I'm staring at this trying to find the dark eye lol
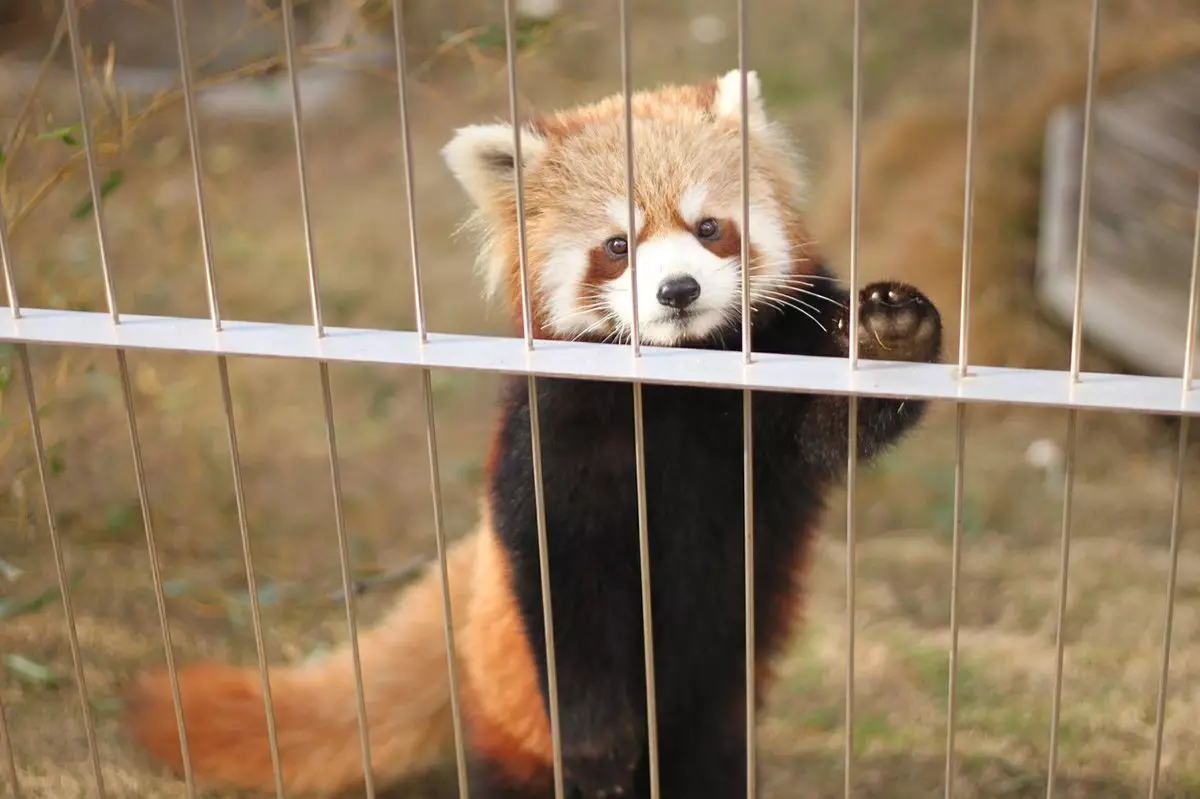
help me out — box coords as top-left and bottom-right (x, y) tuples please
(604, 236), (629, 259)
(696, 218), (720, 240)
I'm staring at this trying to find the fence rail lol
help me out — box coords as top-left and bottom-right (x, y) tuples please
(2, 0), (1199, 798)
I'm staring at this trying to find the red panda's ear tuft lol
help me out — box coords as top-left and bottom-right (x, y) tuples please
(441, 123), (548, 213)
(710, 69), (768, 131)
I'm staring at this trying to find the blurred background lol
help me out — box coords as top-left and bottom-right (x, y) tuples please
(2, 0), (1200, 796)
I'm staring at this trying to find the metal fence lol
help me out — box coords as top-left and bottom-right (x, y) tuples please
(0, 0), (1198, 798)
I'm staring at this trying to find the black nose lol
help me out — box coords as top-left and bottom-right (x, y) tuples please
(656, 276), (702, 309)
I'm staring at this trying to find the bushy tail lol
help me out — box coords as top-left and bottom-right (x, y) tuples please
(124, 534), (479, 797)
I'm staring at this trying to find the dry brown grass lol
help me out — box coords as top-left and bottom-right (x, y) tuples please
(3, 0), (1200, 797)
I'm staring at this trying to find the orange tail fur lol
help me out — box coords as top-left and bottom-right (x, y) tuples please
(124, 533), (479, 797)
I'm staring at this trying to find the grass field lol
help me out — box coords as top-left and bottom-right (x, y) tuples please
(3, 0), (1200, 796)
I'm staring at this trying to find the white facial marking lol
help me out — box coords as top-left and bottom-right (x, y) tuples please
(539, 244), (593, 336)
(678, 184), (709, 224)
(604, 197), (644, 236)
(746, 203), (791, 280)
(603, 232), (740, 345)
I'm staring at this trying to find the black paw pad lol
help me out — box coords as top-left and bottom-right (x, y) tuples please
(857, 281), (941, 363)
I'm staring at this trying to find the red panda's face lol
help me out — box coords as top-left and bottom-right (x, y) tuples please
(443, 70), (813, 346)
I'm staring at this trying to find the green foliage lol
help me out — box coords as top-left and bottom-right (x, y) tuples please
(70, 169), (126, 221)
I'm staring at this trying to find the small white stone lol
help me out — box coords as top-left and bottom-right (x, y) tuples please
(690, 14), (727, 45)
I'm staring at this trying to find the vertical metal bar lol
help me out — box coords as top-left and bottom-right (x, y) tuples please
(946, 5), (981, 795)
(844, 395), (858, 799)
(169, 0), (220, 326)
(844, 2), (863, 796)
(502, 3), (564, 797)
(0, 189), (18, 316)
(737, 0), (752, 367)
(1068, 0), (1101, 383)
(62, 0), (117, 324)
(65, 0), (199, 785)
(418, 370), (470, 798)
(279, 0), (325, 336)
(944, 403), (966, 799)
(525, 373), (565, 799)
(736, 0), (756, 791)
(957, 0), (981, 378)
(170, 2), (287, 792)
(215, 357), (287, 798)
(115, 348), (197, 797)
(631, 383), (659, 799)
(277, 2), (373, 791)
(1147, 414), (1190, 799)
(316, 362), (376, 798)
(0, 696), (20, 798)
(393, 4), (470, 796)
(392, 0), (428, 345)
(1182, 179), (1200, 392)
(847, 0), (862, 370)
(1148, 177), (1200, 798)
(16, 344), (106, 797)
(618, 3), (661, 798)
(503, 0), (536, 350)
(1046, 409), (1078, 798)
(619, 0), (641, 357)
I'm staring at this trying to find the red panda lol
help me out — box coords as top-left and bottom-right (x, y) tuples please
(123, 70), (942, 798)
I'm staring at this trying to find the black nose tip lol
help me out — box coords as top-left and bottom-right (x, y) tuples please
(656, 276), (702, 310)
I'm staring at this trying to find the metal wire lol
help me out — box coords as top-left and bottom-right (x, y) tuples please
(620, 0), (641, 357)
(844, 2), (864, 795)
(1147, 414), (1189, 798)
(165, 1), (288, 791)
(62, 0), (117, 324)
(418, 369), (471, 798)
(735, 1), (758, 795)
(275, 1), (375, 790)
(392, 0), (429, 344)
(215, 357), (288, 798)
(946, 5), (981, 793)
(115, 349), (197, 797)
(944, 403), (966, 798)
(957, 0), (981, 378)
(0, 696), (20, 798)
(502, 3), (564, 796)
(16, 344), (106, 797)
(1148, 177), (1200, 798)
(1183, 179), (1200, 392)
(1046, 409), (1078, 798)
(280, 0), (325, 337)
(316, 362), (376, 797)
(391, 3), (470, 794)
(0, 188), (18, 316)
(64, 0), (200, 785)
(742, 386), (757, 798)
(525, 373), (565, 799)
(503, 0), (537, 351)
(847, 0), (863, 370)
(1068, 0), (1101, 383)
(169, 0), (221, 327)
(617, 2), (662, 795)
(630, 382), (660, 799)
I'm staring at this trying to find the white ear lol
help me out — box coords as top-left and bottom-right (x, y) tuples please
(712, 69), (767, 130)
(441, 123), (548, 211)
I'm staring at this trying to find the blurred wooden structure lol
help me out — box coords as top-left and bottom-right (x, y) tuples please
(1037, 56), (1200, 378)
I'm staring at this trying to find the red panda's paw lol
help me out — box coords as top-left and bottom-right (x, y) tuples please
(561, 724), (642, 798)
(849, 281), (942, 364)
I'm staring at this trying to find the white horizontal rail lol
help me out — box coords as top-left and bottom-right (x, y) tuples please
(2, 306), (1197, 417)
